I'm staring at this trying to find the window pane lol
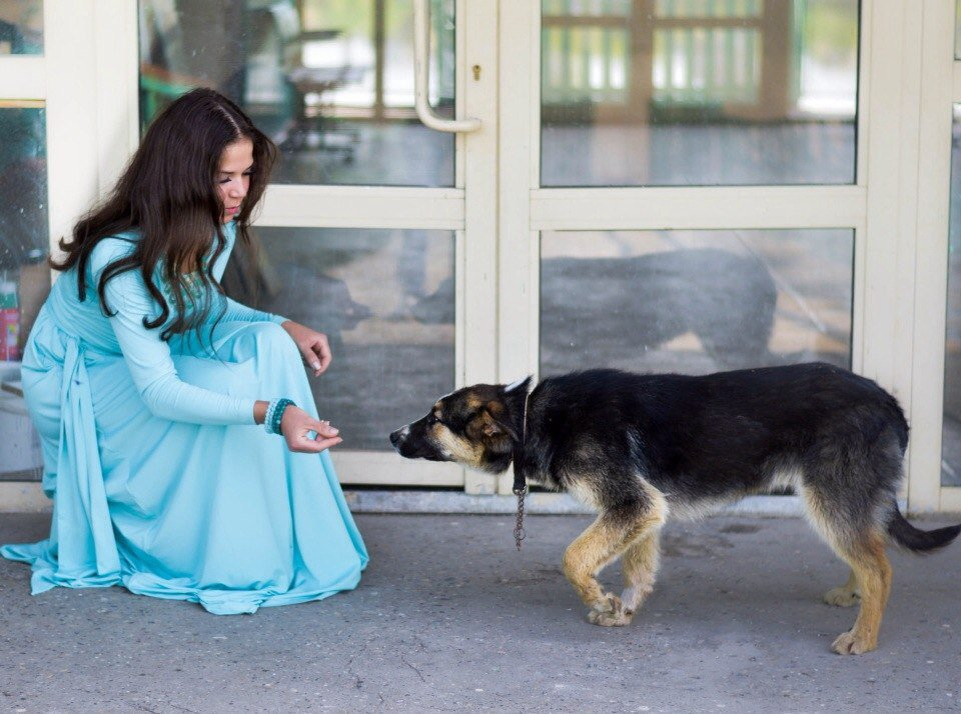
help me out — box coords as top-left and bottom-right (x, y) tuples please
(139, 0), (455, 187)
(943, 107), (961, 487)
(0, 1), (43, 55)
(540, 229), (853, 376)
(541, 0), (860, 186)
(0, 102), (49, 481)
(224, 227), (454, 450)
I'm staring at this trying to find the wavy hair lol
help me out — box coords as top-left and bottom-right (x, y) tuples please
(53, 87), (277, 340)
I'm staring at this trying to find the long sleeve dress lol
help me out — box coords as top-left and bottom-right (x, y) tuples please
(0, 221), (368, 614)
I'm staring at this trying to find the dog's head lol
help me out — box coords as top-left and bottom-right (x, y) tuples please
(389, 377), (532, 473)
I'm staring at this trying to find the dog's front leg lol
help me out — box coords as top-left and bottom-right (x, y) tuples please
(619, 530), (662, 616)
(562, 517), (625, 623)
(563, 506), (664, 627)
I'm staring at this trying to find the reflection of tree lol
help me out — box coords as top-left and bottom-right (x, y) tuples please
(801, 0), (859, 64)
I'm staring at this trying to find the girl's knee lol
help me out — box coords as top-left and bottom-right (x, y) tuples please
(248, 322), (300, 361)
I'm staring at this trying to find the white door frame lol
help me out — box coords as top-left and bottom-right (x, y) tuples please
(912, 0), (961, 512)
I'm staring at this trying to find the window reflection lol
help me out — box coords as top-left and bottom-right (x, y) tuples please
(139, 0), (455, 187)
(223, 227), (454, 451)
(0, 103), (49, 482)
(539, 229), (853, 377)
(0, 1), (43, 55)
(541, 0), (860, 186)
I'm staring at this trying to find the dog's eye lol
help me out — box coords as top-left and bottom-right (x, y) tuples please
(426, 414), (438, 425)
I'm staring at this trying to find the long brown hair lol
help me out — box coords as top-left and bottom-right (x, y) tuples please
(54, 88), (277, 340)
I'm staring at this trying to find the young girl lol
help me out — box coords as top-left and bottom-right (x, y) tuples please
(0, 88), (368, 614)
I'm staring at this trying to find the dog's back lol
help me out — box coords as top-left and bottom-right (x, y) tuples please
(528, 363), (907, 505)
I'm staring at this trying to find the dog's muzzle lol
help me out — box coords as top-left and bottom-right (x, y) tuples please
(389, 425), (410, 450)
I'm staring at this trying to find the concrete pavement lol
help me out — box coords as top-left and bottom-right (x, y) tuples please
(1, 511), (959, 712)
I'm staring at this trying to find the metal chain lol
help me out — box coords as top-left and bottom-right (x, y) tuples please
(513, 486), (527, 550)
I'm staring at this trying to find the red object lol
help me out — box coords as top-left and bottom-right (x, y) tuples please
(0, 307), (19, 361)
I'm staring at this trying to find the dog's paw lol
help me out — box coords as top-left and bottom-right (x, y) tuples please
(831, 630), (876, 655)
(587, 609), (633, 627)
(823, 587), (860, 607)
(586, 593), (632, 627)
(590, 592), (622, 614)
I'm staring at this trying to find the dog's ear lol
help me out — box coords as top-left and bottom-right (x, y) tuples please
(499, 376), (531, 428)
(504, 376), (532, 396)
(469, 400), (520, 443)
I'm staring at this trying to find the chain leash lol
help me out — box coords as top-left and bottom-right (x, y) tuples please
(511, 385), (532, 551)
(512, 485), (527, 550)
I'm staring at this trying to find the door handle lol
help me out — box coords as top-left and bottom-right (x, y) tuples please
(413, 0), (481, 133)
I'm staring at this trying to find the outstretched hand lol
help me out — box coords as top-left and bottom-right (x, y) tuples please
(281, 405), (343, 453)
(280, 320), (332, 377)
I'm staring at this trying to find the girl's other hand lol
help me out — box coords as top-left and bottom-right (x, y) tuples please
(280, 320), (332, 377)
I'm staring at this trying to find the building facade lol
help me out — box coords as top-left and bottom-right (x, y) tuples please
(1, 0), (960, 512)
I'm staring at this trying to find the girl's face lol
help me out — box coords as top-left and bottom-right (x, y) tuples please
(217, 138), (254, 223)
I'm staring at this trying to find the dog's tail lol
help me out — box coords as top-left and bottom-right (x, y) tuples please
(886, 503), (961, 553)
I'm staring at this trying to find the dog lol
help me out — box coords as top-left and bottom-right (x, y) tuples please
(390, 363), (961, 655)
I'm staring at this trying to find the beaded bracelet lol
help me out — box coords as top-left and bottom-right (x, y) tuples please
(263, 398), (295, 435)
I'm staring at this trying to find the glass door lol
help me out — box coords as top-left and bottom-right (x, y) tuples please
(136, 0), (499, 491)
(496, 0), (877, 496)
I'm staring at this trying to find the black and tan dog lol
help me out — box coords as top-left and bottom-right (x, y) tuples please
(389, 363), (961, 655)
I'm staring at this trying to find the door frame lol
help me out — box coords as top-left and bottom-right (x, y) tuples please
(496, 0), (945, 509)
(912, 0), (961, 512)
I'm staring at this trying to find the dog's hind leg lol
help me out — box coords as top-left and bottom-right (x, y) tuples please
(823, 569), (860, 607)
(827, 535), (892, 655)
(802, 487), (893, 655)
(563, 492), (666, 628)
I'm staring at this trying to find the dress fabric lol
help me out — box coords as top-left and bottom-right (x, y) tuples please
(0, 222), (368, 614)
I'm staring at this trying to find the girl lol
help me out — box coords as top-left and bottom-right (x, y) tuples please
(1, 88), (368, 614)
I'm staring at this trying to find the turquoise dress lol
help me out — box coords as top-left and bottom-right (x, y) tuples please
(0, 221), (368, 614)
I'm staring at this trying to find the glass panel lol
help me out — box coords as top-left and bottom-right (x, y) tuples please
(139, 0), (455, 187)
(943, 106), (961, 487)
(223, 227), (454, 451)
(541, 0), (860, 186)
(0, 102), (49, 481)
(0, 1), (43, 55)
(540, 229), (853, 377)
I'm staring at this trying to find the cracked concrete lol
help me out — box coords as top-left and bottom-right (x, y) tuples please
(1, 512), (959, 712)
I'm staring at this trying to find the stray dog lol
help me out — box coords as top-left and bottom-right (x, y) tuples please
(390, 363), (961, 655)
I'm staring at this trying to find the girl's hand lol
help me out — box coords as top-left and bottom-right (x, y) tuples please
(280, 320), (332, 377)
(281, 405), (343, 453)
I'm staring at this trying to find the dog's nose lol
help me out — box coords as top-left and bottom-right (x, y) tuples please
(389, 430), (402, 447)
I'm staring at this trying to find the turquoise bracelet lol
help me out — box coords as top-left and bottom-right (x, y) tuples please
(264, 398), (295, 435)
(263, 399), (278, 434)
